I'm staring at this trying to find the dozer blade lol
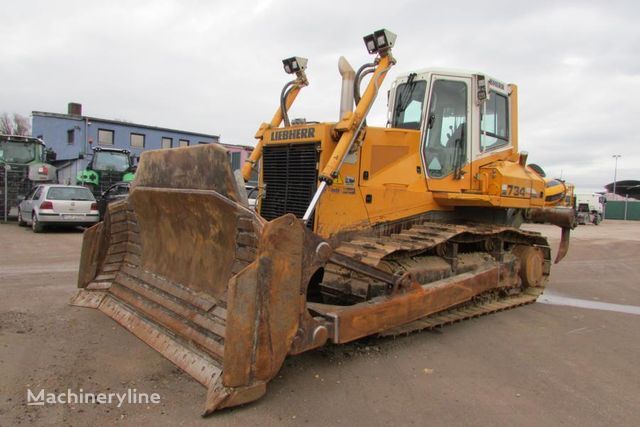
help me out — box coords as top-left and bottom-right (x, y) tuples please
(71, 144), (318, 415)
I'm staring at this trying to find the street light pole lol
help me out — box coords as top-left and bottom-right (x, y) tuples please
(612, 154), (621, 197)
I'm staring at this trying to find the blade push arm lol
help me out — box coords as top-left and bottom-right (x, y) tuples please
(303, 47), (396, 224)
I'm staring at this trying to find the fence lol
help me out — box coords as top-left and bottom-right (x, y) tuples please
(604, 200), (640, 221)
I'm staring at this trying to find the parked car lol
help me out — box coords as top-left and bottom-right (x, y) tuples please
(98, 182), (130, 220)
(17, 184), (100, 232)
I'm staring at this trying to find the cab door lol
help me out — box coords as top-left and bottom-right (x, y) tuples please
(421, 75), (472, 192)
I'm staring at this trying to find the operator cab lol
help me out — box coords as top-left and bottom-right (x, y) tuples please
(90, 146), (132, 172)
(0, 135), (46, 164)
(388, 69), (513, 184)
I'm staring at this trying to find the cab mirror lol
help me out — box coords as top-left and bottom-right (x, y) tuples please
(475, 74), (487, 104)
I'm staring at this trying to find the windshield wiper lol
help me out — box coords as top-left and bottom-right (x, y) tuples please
(394, 73), (417, 124)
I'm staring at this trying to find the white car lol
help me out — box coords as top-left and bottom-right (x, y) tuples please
(18, 184), (100, 232)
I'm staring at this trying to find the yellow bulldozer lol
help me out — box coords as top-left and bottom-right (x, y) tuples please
(71, 29), (574, 415)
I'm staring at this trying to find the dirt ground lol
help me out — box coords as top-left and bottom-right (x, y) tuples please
(1, 220), (639, 426)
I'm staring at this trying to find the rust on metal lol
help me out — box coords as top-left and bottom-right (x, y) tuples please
(555, 226), (571, 264)
(527, 207), (576, 229)
(71, 143), (561, 415)
(312, 262), (513, 343)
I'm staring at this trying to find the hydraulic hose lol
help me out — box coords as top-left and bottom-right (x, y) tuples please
(354, 63), (376, 105)
(280, 80), (296, 127)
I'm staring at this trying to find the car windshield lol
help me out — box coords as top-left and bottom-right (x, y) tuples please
(47, 187), (95, 201)
(0, 141), (38, 163)
(93, 151), (130, 172)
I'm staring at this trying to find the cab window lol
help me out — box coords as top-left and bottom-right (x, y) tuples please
(480, 91), (509, 151)
(392, 78), (427, 130)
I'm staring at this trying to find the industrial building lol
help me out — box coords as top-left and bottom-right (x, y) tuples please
(32, 103), (252, 184)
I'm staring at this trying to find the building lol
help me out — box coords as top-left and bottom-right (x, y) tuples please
(32, 103), (253, 184)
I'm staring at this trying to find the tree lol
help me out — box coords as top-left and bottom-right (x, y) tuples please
(0, 113), (31, 136)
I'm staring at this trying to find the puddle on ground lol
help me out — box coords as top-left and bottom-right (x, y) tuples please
(538, 291), (640, 316)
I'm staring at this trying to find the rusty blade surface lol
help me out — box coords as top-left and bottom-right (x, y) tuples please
(100, 294), (224, 387)
(132, 143), (241, 202)
(72, 144), (272, 415)
(555, 226), (571, 264)
(129, 187), (253, 298)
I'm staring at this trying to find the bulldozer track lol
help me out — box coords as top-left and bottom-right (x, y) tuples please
(333, 221), (549, 264)
(323, 221), (550, 334)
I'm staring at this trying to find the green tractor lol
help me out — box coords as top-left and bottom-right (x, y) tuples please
(77, 146), (135, 197)
(0, 134), (57, 219)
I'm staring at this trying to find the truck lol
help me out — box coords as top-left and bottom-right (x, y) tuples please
(72, 29), (574, 414)
(0, 134), (57, 219)
(575, 193), (605, 225)
(76, 146), (135, 198)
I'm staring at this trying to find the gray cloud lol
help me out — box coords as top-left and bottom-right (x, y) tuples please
(1, 0), (638, 192)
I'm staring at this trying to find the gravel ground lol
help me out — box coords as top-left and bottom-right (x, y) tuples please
(1, 220), (639, 426)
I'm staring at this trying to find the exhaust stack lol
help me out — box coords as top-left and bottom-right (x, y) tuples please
(338, 56), (355, 120)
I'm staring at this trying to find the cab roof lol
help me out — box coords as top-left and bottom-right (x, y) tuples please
(393, 68), (508, 90)
(92, 146), (130, 154)
(0, 134), (46, 146)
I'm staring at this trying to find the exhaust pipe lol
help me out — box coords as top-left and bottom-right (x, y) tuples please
(338, 56), (355, 120)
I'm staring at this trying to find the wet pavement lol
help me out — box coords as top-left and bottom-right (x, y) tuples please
(539, 291), (640, 316)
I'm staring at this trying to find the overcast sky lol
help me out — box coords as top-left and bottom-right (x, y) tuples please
(2, 0), (639, 192)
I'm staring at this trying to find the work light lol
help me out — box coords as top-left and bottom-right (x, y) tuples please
(282, 56), (308, 74)
(363, 29), (397, 54)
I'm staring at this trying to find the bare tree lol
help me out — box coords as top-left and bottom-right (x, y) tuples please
(0, 113), (12, 134)
(14, 114), (30, 135)
(0, 113), (31, 136)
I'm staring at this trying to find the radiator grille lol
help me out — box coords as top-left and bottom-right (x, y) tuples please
(0, 164), (32, 216)
(99, 170), (126, 195)
(261, 143), (319, 228)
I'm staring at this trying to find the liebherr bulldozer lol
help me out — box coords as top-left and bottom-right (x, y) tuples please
(72, 29), (574, 415)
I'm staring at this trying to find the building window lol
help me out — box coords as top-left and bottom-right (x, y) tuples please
(230, 152), (241, 171)
(198, 141), (208, 145)
(67, 129), (75, 144)
(161, 137), (173, 149)
(179, 139), (189, 147)
(130, 133), (145, 148)
(98, 129), (114, 145)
